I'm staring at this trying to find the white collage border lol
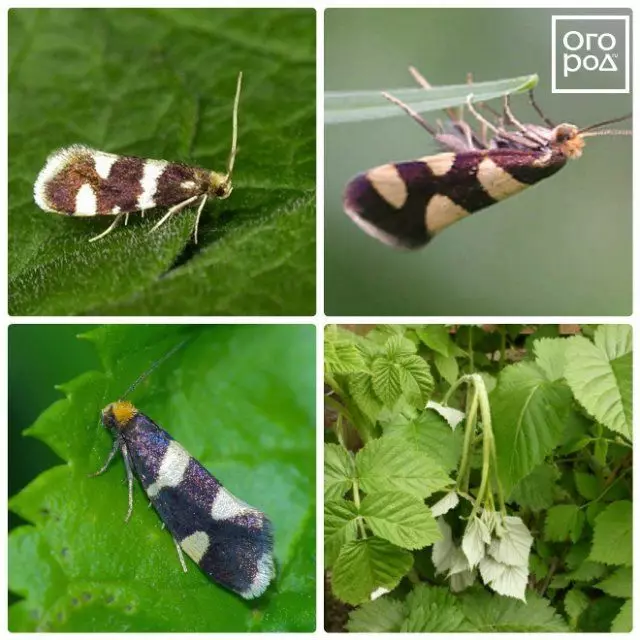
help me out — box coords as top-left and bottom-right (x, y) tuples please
(2, 1), (638, 638)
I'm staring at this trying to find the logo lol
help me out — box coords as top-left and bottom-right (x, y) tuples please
(552, 15), (630, 93)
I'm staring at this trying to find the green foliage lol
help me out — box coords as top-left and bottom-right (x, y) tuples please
(9, 325), (316, 631)
(9, 8), (315, 315)
(325, 325), (633, 633)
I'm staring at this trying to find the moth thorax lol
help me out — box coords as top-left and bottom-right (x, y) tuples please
(102, 400), (138, 431)
(209, 171), (232, 199)
(552, 123), (585, 159)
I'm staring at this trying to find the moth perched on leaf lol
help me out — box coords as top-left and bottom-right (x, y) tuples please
(90, 343), (275, 599)
(343, 68), (631, 249)
(34, 73), (243, 244)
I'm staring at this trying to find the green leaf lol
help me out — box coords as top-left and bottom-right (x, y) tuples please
(579, 595), (626, 632)
(325, 73), (538, 124)
(9, 8), (315, 316)
(434, 353), (459, 385)
(324, 499), (358, 568)
(595, 567), (632, 598)
(534, 337), (570, 382)
(359, 492), (441, 550)
(564, 327), (632, 440)
(348, 372), (383, 422)
(382, 409), (463, 473)
(610, 599), (632, 632)
(589, 500), (632, 567)
(460, 589), (570, 632)
(331, 537), (413, 606)
(491, 362), (572, 494)
(356, 438), (451, 500)
(324, 443), (355, 501)
(564, 588), (589, 628)
(402, 585), (475, 632)
(574, 471), (600, 501)
(396, 354), (434, 408)
(346, 596), (406, 632)
(509, 463), (560, 511)
(371, 358), (404, 406)
(416, 325), (464, 357)
(8, 325), (315, 632)
(324, 328), (367, 375)
(544, 505), (585, 543)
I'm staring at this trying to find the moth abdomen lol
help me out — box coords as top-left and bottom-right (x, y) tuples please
(344, 148), (568, 250)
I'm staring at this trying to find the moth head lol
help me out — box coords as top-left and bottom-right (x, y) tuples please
(102, 400), (138, 432)
(209, 171), (233, 199)
(551, 123), (584, 159)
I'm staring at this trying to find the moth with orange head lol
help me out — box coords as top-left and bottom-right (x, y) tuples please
(90, 344), (275, 600)
(343, 68), (632, 249)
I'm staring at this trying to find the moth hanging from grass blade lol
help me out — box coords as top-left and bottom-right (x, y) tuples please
(34, 73), (243, 244)
(90, 342), (275, 599)
(343, 68), (631, 249)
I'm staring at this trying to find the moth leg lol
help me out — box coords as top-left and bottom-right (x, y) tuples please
(410, 66), (461, 124)
(88, 437), (121, 477)
(174, 537), (188, 573)
(192, 194), (208, 245)
(124, 213), (130, 226)
(89, 212), (125, 243)
(121, 444), (134, 523)
(382, 91), (438, 136)
(149, 195), (200, 234)
(466, 94), (501, 135)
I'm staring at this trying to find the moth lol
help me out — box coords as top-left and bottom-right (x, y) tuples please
(343, 67), (631, 249)
(90, 343), (275, 599)
(34, 73), (242, 243)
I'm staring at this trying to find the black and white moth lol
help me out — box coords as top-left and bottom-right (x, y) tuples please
(344, 68), (631, 249)
(90, 352), (274, 599)
(33, 73), (242, 243)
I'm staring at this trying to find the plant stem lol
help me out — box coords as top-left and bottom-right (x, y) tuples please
(457, 387), (478, 495)
(352, 479), (367, 538)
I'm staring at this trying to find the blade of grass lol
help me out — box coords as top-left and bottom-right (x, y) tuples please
(325, 73), (538, 124)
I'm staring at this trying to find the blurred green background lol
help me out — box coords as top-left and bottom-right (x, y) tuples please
(325, 8), (632, 315)
(9, 324), (98, 531)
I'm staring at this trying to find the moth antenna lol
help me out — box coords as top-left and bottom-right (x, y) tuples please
(409, 65), (432, 89)
(528, 89), (556, 128)
(225, 71), (243, 180)
(579, 113), (631, 135)
(122, 337), (191, 399)
(581, 128), (632, 138)
(382, 90), (438, 136)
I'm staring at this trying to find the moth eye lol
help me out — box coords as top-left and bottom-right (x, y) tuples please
(554, 126), (576, 143)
